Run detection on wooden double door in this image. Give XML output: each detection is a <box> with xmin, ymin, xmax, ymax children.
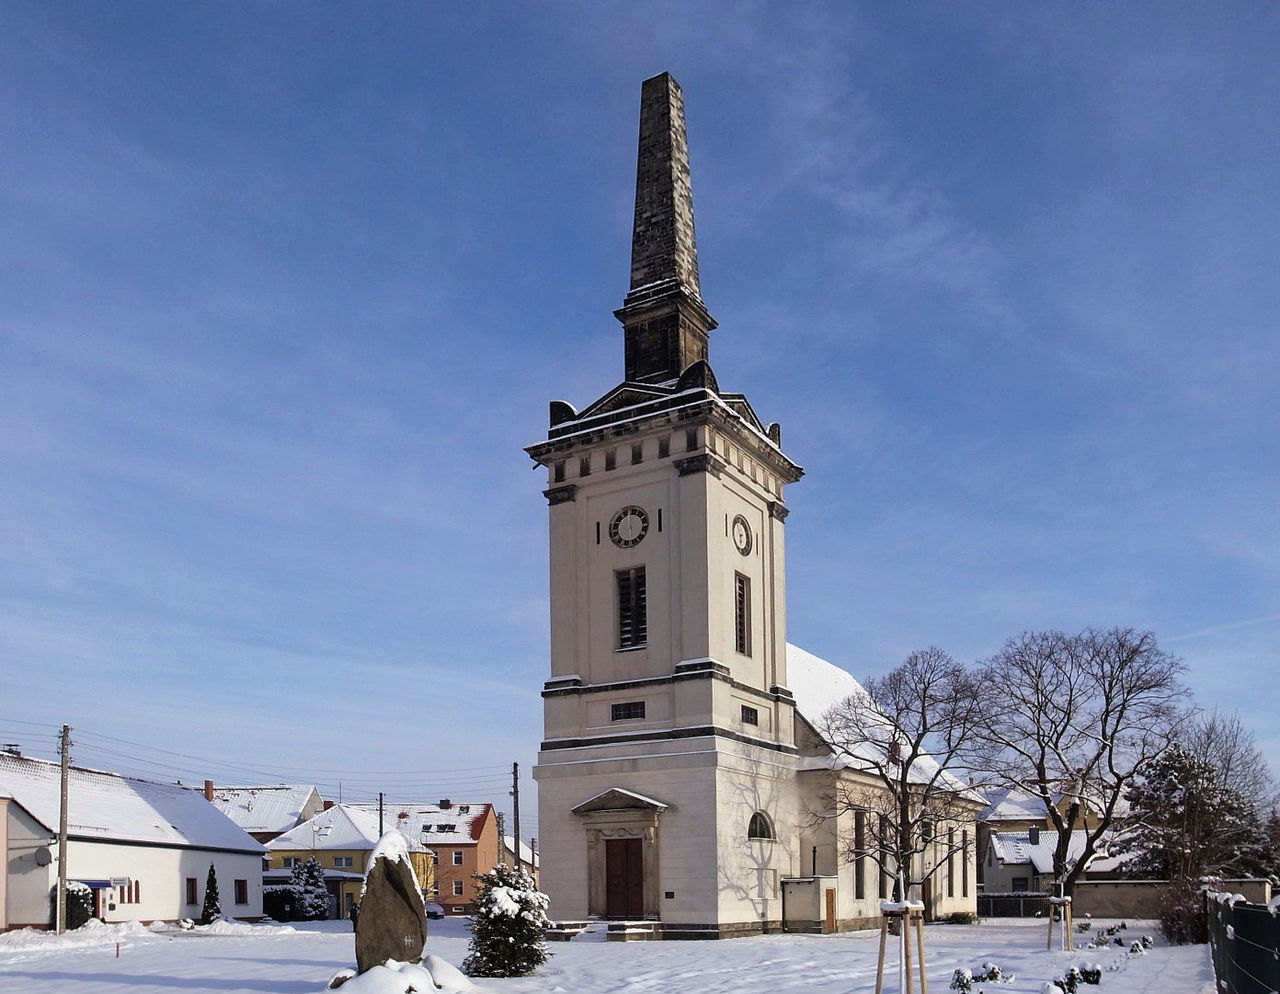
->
<box><xmin>604</xmin><ymin>837</ymin><xmax>645</xmax><ymax>918</ymax></box>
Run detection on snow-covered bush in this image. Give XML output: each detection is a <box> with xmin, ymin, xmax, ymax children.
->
<box><xmin>951</xmin><ymin>962</ymin><xmax>1009</xmax><ymax>991</ymax></box>
<box><xmin>200</xmin><ymin>863</ymin><xmax>222</xmax><ymax>925</ymax></box>
<box><xmin>462</xmin><ymin>863</ymin><xmax>551</xmax><ymax>978</ymax></box>
<box><xmin>1079</xmin><ymin>964</ymin><xmax>1102</xmax><ymax>985</ymax></box>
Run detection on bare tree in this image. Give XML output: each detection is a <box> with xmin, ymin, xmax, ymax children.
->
<box><xmin>819</xmin><ymin>647</ymin><xmax>986</xmax><ymax>902</ymax></box>
<box><xmin>1179</xmin><ymin>709</ymin><xmax>1277</xmax><ymax>811</ymax></box>
<box><xmin>975</xmin><ymin>628</ymin><xmax>1186</xmax><ymax>894</ymax></box>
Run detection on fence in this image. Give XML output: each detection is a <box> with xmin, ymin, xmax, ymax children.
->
<box><xmin>1208</xmin><ymin>893</ymin><xmax>1280</xmax><ymax>994</ymax></box>
<box><xmin>977</xmin><ymin>894</ymin><xmax>1052</xmax><ymax>918</ymax></box>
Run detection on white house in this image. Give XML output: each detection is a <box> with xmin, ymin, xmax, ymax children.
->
<box><xmin>0</xmin><ymin>751</ymin><xmax>265</xmax><ymax>930</ymax></box>
<box><xmin>983</xmin><ymin>828</ymin><xmax>1126</xmax><ymax>893</ymax></box>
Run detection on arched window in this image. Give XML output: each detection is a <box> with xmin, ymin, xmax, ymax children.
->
<box><xmin>747</xmin><ymin>812</ymin><xmax>774</xmax><ymax>840</ymax></box>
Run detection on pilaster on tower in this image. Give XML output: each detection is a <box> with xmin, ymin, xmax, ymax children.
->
<box><xmin>616</xmin><ymin>72</ymin><xmax>717</xmax><ymax>384</ymax></box>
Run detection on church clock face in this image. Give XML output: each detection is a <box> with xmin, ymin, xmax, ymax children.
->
<box><xmin>731</xmin><ymin>514</ymin><xmax>752</xmax><ymax>556</ymax></box>
<box><xmin>609</xmin><ymin>505</ymin><xmax>650</xmax><ymax>548</ymax></box>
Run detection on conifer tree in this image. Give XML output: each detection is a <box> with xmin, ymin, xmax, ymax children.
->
<box><xmin>462</xmin><ymin>863</ymin><xmax>551</xmax><ymax>978</ymax></box>
<box><xmin>200</xmin><ymin>863</ymin><xmax>221</xmax><ymax>924</ymax></box>
<box><xmin>1122</xmin><ymin>743</ymin><xmax>1272</xmax><ymax>879</ymax></box>
<box><xmin>291</xmin><ymin>855</ymin><xmax>331</xmax><ymax>920</ymax></box>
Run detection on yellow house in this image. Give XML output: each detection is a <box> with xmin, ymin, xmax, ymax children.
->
<box><xmin>265</xmin><ymin>804</ymin><xmax>435</xmax><ymax>919</ymax></box>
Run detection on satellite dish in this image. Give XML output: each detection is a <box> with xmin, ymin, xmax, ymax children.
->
<box><xmin>34</xmin><ymin>847</ymin><xmax>52</xmax><ymax>866</ymax></box>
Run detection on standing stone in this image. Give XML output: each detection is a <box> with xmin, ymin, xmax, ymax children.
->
<box><xmin>354</xmin><ymin>852</ymin><xmax>427</xmax><ymax>974</ymax></box>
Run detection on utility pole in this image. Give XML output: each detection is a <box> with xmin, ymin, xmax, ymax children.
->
<box><xmin>378</xmin><ymin>792</ymin><xmax>384</xmax><ymax>837</ymax></box>
<box><xmin>56</xmin><ymin>724</ymin><xmax>70</xmax><ymax>934</ymax></box>
<box><xmin>511</xmin><ymin>762</ymin><xmax>521</xmax><ymax>872</ymax></box>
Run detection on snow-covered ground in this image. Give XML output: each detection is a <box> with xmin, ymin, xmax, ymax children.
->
<box><xmin>0</xmin><ymin>915</ymin><xmax>1214</xmax><ymax>994</ymax></box>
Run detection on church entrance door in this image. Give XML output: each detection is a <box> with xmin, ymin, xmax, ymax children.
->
<box><xmin>605</xmin><ymin>838</ymin><xmax>644</xmax><ymax>918</ymax></box>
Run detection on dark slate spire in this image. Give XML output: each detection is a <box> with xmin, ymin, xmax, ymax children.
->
<box><xmin>615</xmin><ymin>72</ymin><xmax>717</xmax><ymax>384</ymax></box>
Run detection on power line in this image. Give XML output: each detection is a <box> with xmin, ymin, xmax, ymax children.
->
<box><xmin>0</xmin><ymin>716</ymin><xmax>524</xmax><ymax>805</ymax></box>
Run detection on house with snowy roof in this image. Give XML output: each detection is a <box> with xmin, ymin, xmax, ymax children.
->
<box><xmin>976</xmin><ymin>784</ymin><xmax>1109</xmax><ymax>885</ymax></box>
<box><xmin>204</xmin><ymin>782</ymin><xmax>325</xmax><ymax>843</ymax></box>
<box><xmin>264</xmin><ymin>803</ymin><xmax>436</xmax><ymax>921</ymax></box>
<box><xmin>983</xmin><ymin>828</ymin><xmax>1126</xmax><ymax>893</ymax></box>
<box><xmin>0</xmin><ymin>751</ymin><xmax>265</xmax><ymax>930</ymax></box>
<box><xmin>344</xmin><ymin>800</ymin><xmax>499</xmax><ymax>916</ymax></box>
<box><xmin>526</xmin><ymin>73</ymin><xmax>981</xmax><ymax>938</ymax></box>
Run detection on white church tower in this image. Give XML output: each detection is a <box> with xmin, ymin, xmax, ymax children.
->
<box><xmin>527</xmin><ymin>73</ymin><xmax>806</xmax><ymax>938</ymax></box>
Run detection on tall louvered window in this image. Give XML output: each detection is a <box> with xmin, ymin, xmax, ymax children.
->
<box><xmin>734</xmin><ymin>573</ymin><xmax>751</xmax><ymax>656</ymax></box>
<box><xmin>617</xmin><ymin>567</ymin><xmax>647</xmax><ymax>648</ymax></box>
<box><xmin>855</xmin><ymin>809</ymin><xmax>866</xmax><ymax>899</ymax></box>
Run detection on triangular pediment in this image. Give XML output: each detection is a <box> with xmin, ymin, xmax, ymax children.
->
<box><xmin>719</xmin><ymin>392</ymin><xmax>767</xmax><ymax>434</ymax></box>
<box><xmin>571</xmin><ymin>787</ymin><xmax>668</xmax><ymax>815</ymax></box>
<box><xmin>577</xmin><ymin>381</ymin><xmax>677</xmax><ymax>420</ymax></box>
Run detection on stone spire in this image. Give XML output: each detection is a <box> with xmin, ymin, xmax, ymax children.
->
<box><xmin>615</xmin><ymin>72</ymin><xmax>717</xmax><ymax>384</ymax></box>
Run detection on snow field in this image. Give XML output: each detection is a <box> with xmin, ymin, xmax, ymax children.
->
<box><xmin>0</xmin><ymin>916</ymin><xmax>1214</xmax><ymax>994</ymax></box>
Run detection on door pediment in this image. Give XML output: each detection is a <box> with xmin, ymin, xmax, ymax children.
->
<box><xmin>571</xmin><ymin>787</ymin><xmax>668</xmax><ymax>815</ymax></box>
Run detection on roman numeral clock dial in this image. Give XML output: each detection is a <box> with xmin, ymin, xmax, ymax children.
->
<box><xmin>609</xmin><ymin>505</ymin><xmax>649</xmax><ymax>548</ymax></box>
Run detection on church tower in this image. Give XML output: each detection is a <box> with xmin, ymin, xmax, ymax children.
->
<box><xmin>528</xmin><ymin>73</ymin><xmax>804</xmax><ymax>938</ymax></box>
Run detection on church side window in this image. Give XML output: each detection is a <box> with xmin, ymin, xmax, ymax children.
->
<box><xmin>747</xmin><ymin>812</ymin><xmax>774</xmax><ymax>840</ymax></box>
<box><xmin>878</xmin><ymin>813</ymin><xmax>889</xmax><ymax>899</ymax></box>
<box><xmin>617</xmin><ymin>567</ymin><xmax>647</xmax><ymax>648</ymax></box>
<box><xmin>854</xmin><ymin>809</ymin><xmax>866</xmax><ymax>900</ymax></box>
<box><xmin>947</xmin><ymin>828</ymin><xmax>955</xmax><ymax>897</ymax></box>
<box><xmin>734</xmin><ymin>573</ymin><xmax>751</xmax><ymax>656</ymax></box>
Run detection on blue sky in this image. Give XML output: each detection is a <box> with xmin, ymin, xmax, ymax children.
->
<box><xmin>2</xmin><ymin>3</ymin><xmax>1277</xmax><ymax>837</ymax></box>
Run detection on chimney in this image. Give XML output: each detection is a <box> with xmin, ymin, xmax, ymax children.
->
<box><xmin>1029</xmin><ymin>826</ymin><xmax>1040</xmax><ymax>845</ymax></box>
<box><xmin>204</xmin><ymin>779</ymin><xmax>214</xmax><ymax>802</ymax></box>
<box><xmin>323</xmin><ymin>800</ymin><xmax>335</xmax><ymax>811</ymax></box>
<box><xmin>439</xmin><ymin>798</ymin><xmax>452</xmax><ymax>809</ymax></box>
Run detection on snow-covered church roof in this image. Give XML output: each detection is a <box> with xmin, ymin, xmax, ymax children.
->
<box><xmin>786</xmin><ymin>643</ymin><xmax>975</xmax><ymax>797</ymax></box>
<box><xmin>786</xmin><ymin>642</ymin><xmax>870</xmax><ymax>728</ymax></box>
<box><xmin>0</xmin><ymin>753</ymin><xmax>263</xmax><ymax>854</ymax></box>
